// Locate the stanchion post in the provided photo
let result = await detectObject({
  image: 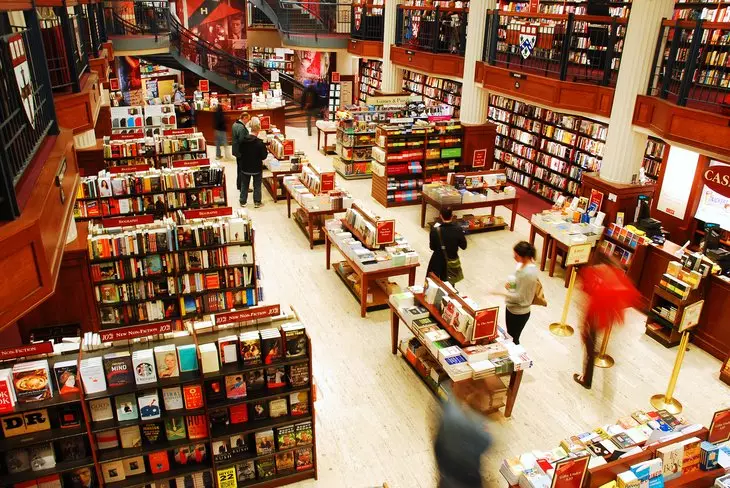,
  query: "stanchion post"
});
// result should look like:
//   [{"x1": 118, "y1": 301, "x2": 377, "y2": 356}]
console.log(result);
[
  {"x1": 549, "y1": 266, "x2": 576, "y2": 337},
  {"x1": 594, "y1": 322, "x2": 615, "y2": 368}
]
